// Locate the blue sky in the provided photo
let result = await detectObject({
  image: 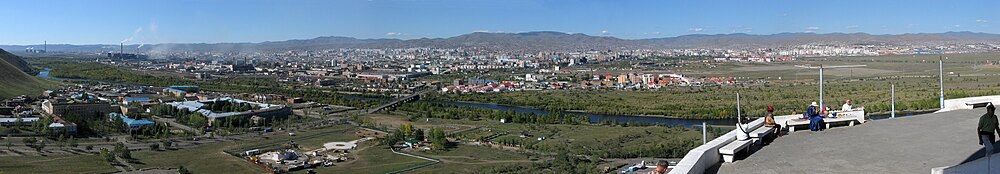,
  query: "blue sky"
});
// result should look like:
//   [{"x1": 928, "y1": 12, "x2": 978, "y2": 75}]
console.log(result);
[{"x1": 0, "y1": 0, "x2": 996, "y2": 45}]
